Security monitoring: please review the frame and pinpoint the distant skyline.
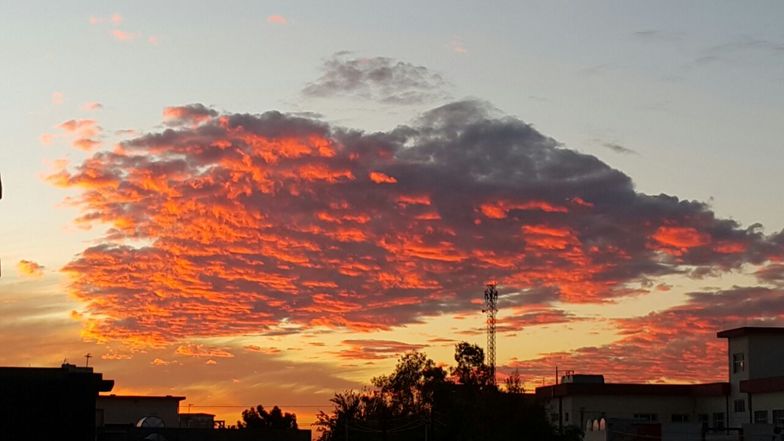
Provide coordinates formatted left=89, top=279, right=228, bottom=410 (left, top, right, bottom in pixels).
left=1, top=0, right=783, bottom=427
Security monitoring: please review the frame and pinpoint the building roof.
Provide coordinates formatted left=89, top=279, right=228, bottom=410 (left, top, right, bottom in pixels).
left=98, top=394, right=185, bottom=401
left=535, top=382, right=729, bottom=399
left=0, top=364, right=114, bottom=392
left=716, top=327, right=784, bottom=338
left=740, top=376, right=784, bottom=394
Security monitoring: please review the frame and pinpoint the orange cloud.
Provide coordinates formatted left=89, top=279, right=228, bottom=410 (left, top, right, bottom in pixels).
left=51, top=92, right=64, bottom=105
left=49, top=101, right=783, bottom=348
left=17, top=260, right=45, bottom=278
left=266, top=15, right=288, bottom=25
left=57, top=119, right=101, bottom=151
left=112, top=29, right=136, bottom=42
left=175, top=344, right=235, bottom=358
left=650, top=226, right=711, bottom=255
left=369, top=171, right=397, bottom=184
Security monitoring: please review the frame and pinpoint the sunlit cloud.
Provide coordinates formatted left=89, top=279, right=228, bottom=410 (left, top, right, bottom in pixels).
left=49, top=100, right=783, bottom=370
left=449, top=36, right=467, bottom=54
left=266, top=15, right=288, bottom=25
left=508, top=286, right=784, bottom=384
left=112, top=29, right=137, bottom=42
left=56, top=119, right=102, bottom=151
left=176, top=344, right=235, bottom=358
left=51, top=92, right=64, bottom=106
left=336, top=340, right=427, bottom=360
left=17, top=260, right=45, bottom=278
left=81, top=101, right=104, bottom=111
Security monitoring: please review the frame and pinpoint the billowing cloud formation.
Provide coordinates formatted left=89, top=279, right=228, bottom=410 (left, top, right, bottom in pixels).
left=51, top=101, right=783, bottom=349
left=303, top=53, right=449, bottom=104
left=17, top=260, right=45, bottom=278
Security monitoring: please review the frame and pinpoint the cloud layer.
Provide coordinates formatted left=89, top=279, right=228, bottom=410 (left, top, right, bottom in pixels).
left=51, top=101, right=783, bottom=354
left=303, top=53, right=449, bottom=104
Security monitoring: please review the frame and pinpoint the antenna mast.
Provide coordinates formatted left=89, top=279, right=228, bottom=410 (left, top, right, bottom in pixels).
left=483, top=283, right=498, bottom=386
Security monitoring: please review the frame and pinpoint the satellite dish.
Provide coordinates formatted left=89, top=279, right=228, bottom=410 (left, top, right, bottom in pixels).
left=136, top=416, right=165, bottom=428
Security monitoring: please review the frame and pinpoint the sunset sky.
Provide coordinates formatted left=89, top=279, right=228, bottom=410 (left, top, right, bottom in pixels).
left=2, top=0, right=784, bottom=428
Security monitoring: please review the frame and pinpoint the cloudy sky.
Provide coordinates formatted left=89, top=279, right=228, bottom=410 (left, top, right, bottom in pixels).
left=2, top=0, right=784, bottom=428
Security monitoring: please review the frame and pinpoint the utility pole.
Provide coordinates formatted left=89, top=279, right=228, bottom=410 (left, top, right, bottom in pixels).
left=483, top=283, right=498, bottom=386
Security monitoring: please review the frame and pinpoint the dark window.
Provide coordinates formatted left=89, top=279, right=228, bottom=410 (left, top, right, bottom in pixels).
left=734, top=399, right=746, bottom=413
left=671, top=414, right=689, bottom=423
left=697, top=414, right=709, bottom=423
left=733, top=353, right=745, bottom=373
left=754, top=410, right=768, bottom=424
left=773, top=409, right=784, bottom=427
left=550, top=413, right=559, bottom=423
left=565, top=412, right=569, bottom=422
left=713, top=412, right=725, bottom=430
left=634, top=413, right=658, bottom=422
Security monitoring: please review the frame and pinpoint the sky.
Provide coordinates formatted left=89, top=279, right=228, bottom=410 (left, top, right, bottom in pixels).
left=1, top=0, right=784, bottom=429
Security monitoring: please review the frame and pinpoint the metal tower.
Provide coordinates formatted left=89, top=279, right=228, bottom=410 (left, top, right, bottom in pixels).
left=483, top=283, right=498, bottom=385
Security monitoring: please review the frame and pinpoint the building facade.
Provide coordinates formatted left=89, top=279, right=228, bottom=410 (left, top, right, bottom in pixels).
left=536, top=326, right=784, bottom=435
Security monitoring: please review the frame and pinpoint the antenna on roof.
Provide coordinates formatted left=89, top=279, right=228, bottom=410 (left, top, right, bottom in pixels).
left=84, top=353, right=92, bottom=367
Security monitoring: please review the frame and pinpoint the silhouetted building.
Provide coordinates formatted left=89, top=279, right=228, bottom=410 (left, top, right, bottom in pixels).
left=97, top=394, right=184, bottom=428
left=0, top=363, right=114, bottom=440
left=180, top=412, right=216, bottom=429
left=537, top=326, right=784, bottom=440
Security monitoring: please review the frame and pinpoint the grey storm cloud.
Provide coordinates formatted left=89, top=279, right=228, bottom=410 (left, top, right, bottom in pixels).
left=302, top=53, right=450, bottom=104
left=51, top=100, right=784, bottom=344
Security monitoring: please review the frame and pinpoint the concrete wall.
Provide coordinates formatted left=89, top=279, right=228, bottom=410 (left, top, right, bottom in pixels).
left=749, top=335, right=784, bottom=380
left=748, top=391, right=784, bottom=425
left=728, top=336, right=749, bottom=428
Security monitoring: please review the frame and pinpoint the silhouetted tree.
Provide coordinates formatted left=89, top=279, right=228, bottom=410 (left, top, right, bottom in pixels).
left=504, top=368, right=524, bottom=394
left=237, top=404, right=297, bottom=429
left=316, top=344, right=576, bottom=441
left=451, top=342, right=494, bottom=390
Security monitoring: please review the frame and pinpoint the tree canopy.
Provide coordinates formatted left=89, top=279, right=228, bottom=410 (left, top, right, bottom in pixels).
left=237, top=404, right=297, bottom=430
left=315, top=342, right=580, bottom=441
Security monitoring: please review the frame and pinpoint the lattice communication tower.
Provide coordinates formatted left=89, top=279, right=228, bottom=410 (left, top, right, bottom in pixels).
left=483, top=283, right=498, bottom=385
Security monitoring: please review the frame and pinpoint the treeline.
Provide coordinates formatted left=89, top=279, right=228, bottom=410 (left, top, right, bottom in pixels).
left=315, top=343, right=581, bottom=441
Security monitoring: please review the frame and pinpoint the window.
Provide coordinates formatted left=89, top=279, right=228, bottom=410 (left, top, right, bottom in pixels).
left=773, top=409, right=784, bottom=427
left=754, top=410, right=768, bottom=424
left=733, top=353, right=745, bottom=373
left=634, top=413, right=658, bottom=422
left=565, top=412, right=569, bottom=422
left=713, top=412, right=725, bottom=430
left=550, top=413, right=559, bottom=423
left=734, top=399, right=746, bottom=413
left=671, top=414, right=689, bottom=423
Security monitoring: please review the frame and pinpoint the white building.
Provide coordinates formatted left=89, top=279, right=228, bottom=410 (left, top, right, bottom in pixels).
left=536, top=326, right=784, bottom=437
